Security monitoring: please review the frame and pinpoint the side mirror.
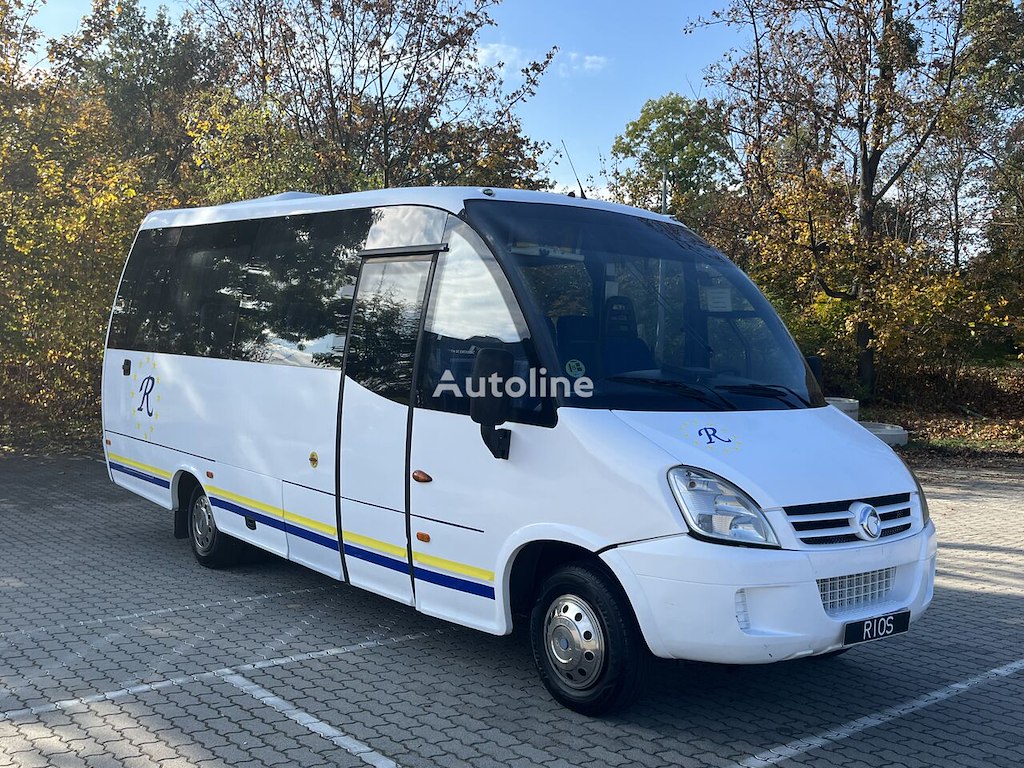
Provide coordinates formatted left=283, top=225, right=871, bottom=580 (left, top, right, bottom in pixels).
left=806, top=355, right=824, bottom=390
left=470, top=348, right=513, bottom=459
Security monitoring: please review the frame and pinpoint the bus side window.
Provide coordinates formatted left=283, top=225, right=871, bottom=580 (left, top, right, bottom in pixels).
left=129, top=220, right=255, bottom=357
left=416, top=223, right=555, bottom=427
left=234, top=209, right=372, bottom=368
left=108, top=227, right=180, bottom=350
left=345, top=258, right=431, bottom=405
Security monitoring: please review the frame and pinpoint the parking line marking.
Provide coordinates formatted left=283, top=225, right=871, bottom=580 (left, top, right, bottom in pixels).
left=0, top=587, right=329, bottom=637
left=731, top=655, right=1024, bottom=767
left=0, top=631, right=435, bottom=723
left=221, top=672, right=398, bottom=768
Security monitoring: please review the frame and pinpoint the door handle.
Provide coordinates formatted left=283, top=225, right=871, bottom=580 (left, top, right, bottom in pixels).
left=412, top=469, right=432, bottom=483
left=122, top=359, right=131, bottom=376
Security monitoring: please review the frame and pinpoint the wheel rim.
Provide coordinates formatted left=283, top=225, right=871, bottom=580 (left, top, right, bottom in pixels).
left=191, top=494, right=216, bottom=555
left=543, top=593, right=605, bottom=690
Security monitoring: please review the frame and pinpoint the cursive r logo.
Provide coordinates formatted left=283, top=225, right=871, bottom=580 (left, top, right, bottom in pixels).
left=698, top=426, right=731, bottom=445
left=137, top=376, right=155, bottom=417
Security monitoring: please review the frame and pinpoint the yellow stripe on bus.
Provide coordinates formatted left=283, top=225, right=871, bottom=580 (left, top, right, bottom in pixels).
left=110, top=464, right=485, bottom=580
left=343, top=531, right=493, bottom=583
left=282, top=509, right=336, bottom=537
left=342, top=530, right=408, bottom=560
left=206, top=485, right=283, bottom=518
left=107, top=453, right=172, bottom=479
left=413, top=551, right=494, bottom=583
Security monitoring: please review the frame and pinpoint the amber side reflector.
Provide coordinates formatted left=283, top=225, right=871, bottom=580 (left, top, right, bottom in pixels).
left=416, top=531, right=430, bottom=543
left=206, top=471, right=214, bottom=479
left=104, top=439, right=111, bottom=446
left=412, top=469, right=432, bottom=483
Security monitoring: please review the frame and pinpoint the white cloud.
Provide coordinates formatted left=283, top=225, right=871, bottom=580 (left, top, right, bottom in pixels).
left=476, top=42, right=529, bottom=73
left=558, top=51, right=609, bottom=77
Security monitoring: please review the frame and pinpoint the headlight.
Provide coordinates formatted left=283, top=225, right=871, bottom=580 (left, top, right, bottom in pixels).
left=896, top=455, right=930, bottom=525
left=668, top=467, right=779, bottom=547
left=912, top=474, right=930, bottom=524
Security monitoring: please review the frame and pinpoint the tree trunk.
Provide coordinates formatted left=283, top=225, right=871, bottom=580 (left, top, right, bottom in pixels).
left=857, top=189, right=878, bottom=398
left=856, top=319, right=875, bottom=398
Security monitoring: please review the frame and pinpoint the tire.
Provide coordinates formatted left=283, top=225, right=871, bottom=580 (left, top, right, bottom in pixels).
left=187, top=485, right=239, bottom=568
left=530, top=562, right=649, bottom=715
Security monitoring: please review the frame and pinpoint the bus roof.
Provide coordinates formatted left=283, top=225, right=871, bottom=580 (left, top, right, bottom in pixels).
left=139, top=187, right=677, bottom=231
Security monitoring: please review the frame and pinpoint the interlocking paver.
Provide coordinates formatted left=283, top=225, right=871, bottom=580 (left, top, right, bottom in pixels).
left=1, top=455, right=1022, bottom=766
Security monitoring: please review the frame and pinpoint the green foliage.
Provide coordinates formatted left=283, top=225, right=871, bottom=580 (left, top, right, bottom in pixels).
left=608, top=94, right=733, bottom=228
left=183, top=89, right=321, bottom=203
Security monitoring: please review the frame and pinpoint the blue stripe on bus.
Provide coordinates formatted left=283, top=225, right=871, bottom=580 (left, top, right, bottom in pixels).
left=344, top=544, right=410, bottom=573
left=342, top=545, right=495, bottom=600
left=209, top=496, right=287, bottom=532
left=211, top=496, right=341, bottom=552
left=205, top=495, right=491, bottom=600
left=109, top=462, right=171, bottom=489
left=413, top=567, right=496, bottom=600
left=284, top=523, right=340, bottom=551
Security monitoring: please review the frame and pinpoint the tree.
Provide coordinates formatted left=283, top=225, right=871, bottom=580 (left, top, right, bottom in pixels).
left=694, top=0, right=973, bottom=394
left=188, top=0, right=555, bottom=193
left=607, top=94, right=734, bottom=224
left=183, top=88, right=321, bottom=203
left=1, top=1, right=180, bottom=436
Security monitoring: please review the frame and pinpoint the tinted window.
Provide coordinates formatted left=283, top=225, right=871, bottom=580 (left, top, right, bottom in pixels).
left=108, top=227, right=180, bottom=349
left=129, top=220, right=256, bottom=356
left=416, top=223, right=553, bottom=426
left=468, top=200, right=824, bottom=412
left=364, top=206, right=448, bottom=250
left=345, top=258, right=431, bottom=404
left=233, top=209, right=372, bottom=367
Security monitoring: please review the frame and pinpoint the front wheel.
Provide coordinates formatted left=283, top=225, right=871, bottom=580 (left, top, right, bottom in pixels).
left=530, top=563, right=649, bottom=715
left=188, top=486, right=239, bottom=568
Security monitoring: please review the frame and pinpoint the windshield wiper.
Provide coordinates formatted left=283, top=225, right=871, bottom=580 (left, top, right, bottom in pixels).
left=714, top=383, right=811, bottom=408
left=606, top=376, right=737, bottom=410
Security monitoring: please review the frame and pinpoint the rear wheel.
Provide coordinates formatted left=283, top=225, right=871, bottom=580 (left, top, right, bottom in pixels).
left=530, top=563, right=648, bottom=715
left=188, top=486, right=239, bottom=568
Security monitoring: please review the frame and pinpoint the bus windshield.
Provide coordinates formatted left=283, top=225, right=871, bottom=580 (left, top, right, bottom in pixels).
left=466, top=200, right=825, bottom=412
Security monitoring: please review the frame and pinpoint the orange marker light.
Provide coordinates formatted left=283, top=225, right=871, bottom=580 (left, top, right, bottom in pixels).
left=416, top=531, right=430, bottom=543
left=206, top=471, right=214, bottom=479
left=104, top=439, right=111, bottom=446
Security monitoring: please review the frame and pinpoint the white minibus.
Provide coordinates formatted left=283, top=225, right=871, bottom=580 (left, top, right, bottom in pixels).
left=102, top=187, right=936, bottom=713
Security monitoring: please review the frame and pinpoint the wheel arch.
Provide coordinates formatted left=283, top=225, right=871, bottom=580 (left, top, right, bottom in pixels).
left=172, top=469, right=203, bottom=539
left=500, top=526, right=637, bottom=635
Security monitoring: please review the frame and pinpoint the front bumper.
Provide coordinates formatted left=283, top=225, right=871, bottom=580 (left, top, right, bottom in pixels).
left=601, top=522, right=937, bottom=663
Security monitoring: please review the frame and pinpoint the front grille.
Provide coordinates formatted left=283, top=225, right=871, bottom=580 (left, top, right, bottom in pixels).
left=784, top=493, right=913, bottom=547
left=817, top=567, right=896, bottom=616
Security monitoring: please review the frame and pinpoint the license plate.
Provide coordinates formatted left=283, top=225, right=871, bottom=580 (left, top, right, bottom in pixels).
left=843, top=610, right=911, bottom=646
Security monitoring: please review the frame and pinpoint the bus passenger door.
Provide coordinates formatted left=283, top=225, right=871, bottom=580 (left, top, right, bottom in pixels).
left=337, top=256, right=433, bottom=605
left=408, top=222, right=549, bottom=633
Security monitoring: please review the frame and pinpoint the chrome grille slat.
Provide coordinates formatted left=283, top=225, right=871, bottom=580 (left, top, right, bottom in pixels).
left=786, top=511, right=854, bottom=523
left=817, top=567, right=896, bottom=616
left=784, top=493, right=913, bottom=547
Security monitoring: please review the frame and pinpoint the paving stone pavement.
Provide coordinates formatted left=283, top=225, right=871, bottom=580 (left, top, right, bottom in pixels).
left=0, top=455, right=1021, bottom=767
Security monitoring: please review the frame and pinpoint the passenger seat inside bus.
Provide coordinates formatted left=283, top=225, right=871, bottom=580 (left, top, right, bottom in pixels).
left=602, top=296, right=655, bottom=375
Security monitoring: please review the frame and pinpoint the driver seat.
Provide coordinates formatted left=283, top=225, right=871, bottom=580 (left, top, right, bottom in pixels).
left=603, top=296, right=655, bottom=375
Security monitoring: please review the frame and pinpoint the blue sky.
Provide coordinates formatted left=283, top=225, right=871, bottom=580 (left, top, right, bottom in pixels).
left=35, top=0, right=741, bottom=191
